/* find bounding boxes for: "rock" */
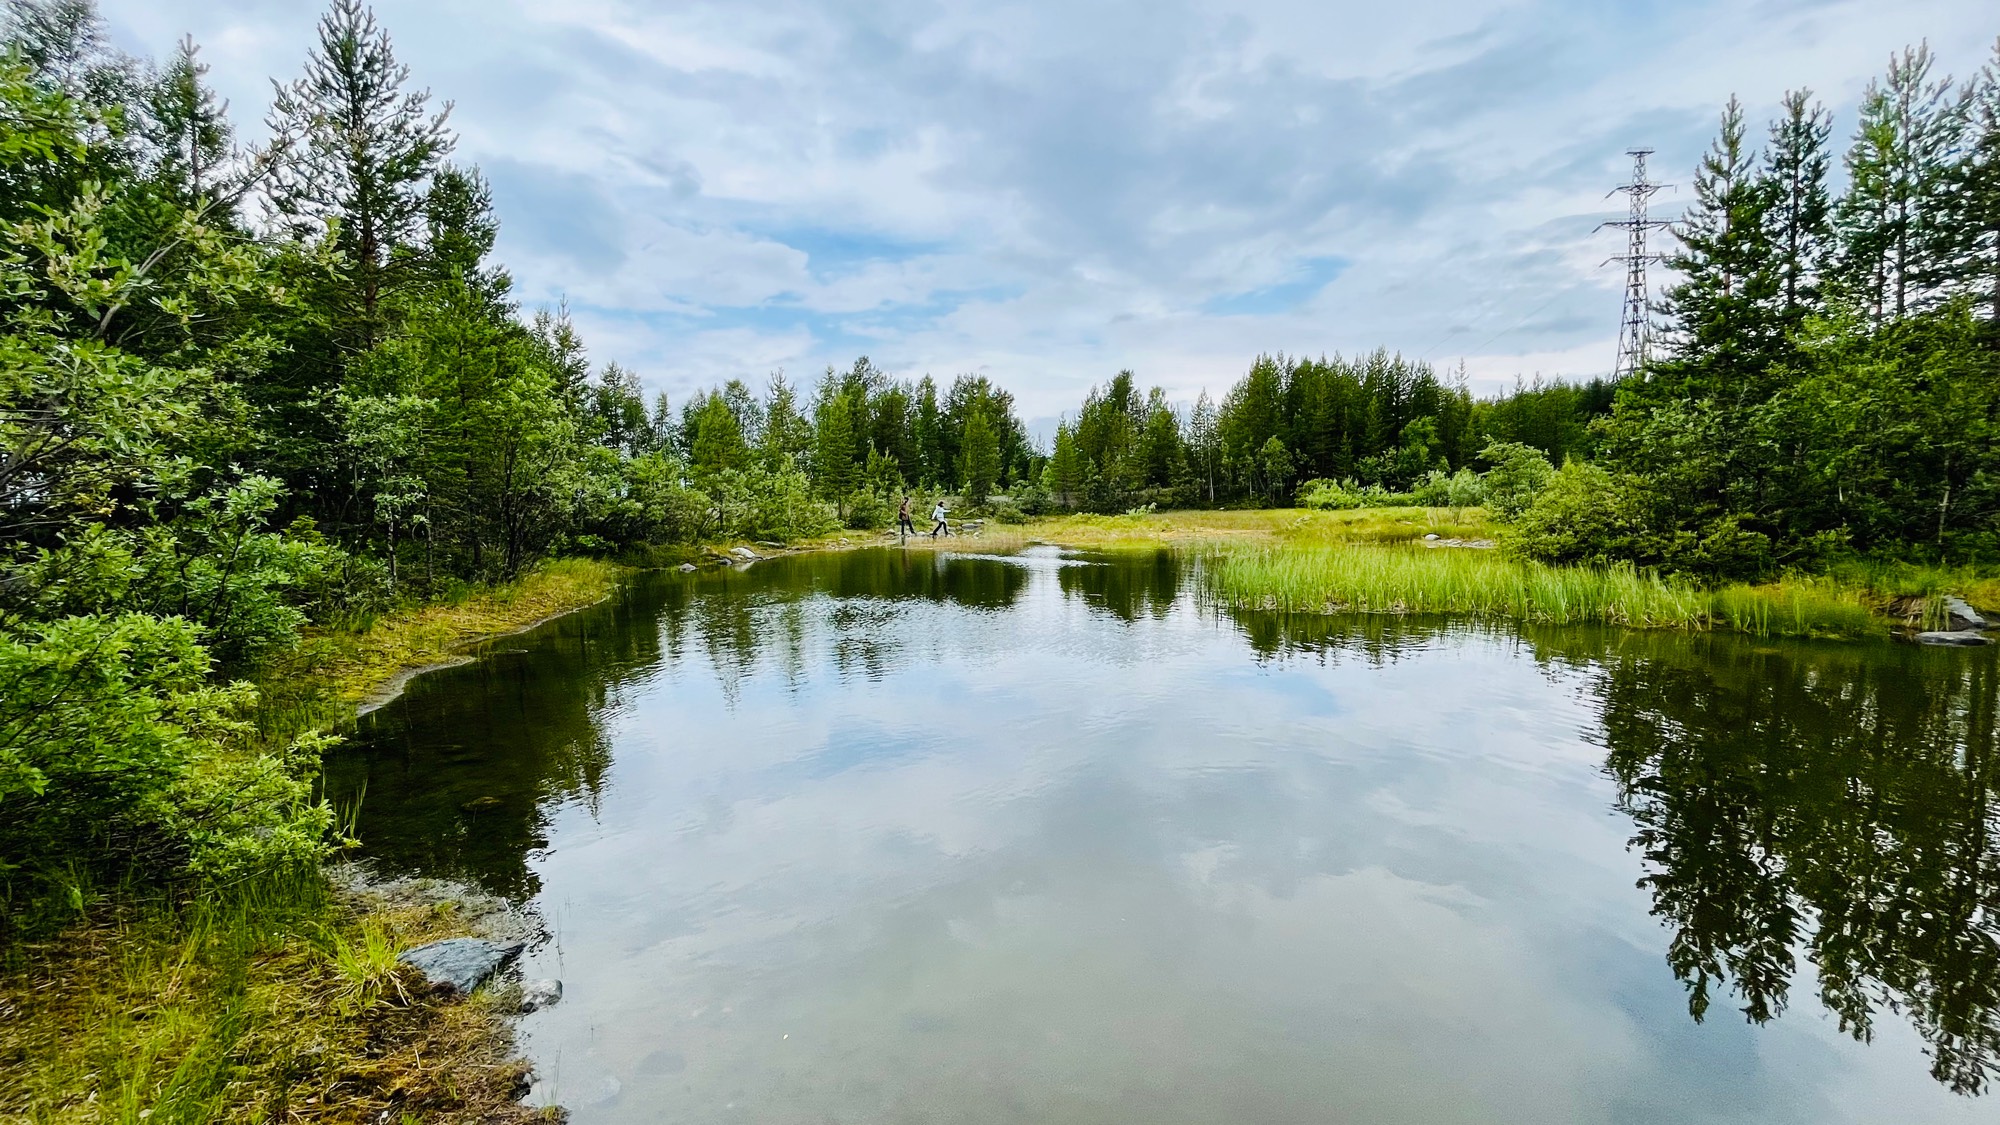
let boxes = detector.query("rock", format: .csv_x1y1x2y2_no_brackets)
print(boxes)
1424,533,1440,541
756,540,785,549
1943,595,1987,631
519,978,563,1012
397,937,524,995
678,562,697,573
1917,630,1991,646
729,546,759,560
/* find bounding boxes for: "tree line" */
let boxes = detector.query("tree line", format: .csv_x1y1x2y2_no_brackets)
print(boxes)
1505,40,2000,576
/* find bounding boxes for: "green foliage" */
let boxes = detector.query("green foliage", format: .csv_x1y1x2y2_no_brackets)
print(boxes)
1477,440,1555,521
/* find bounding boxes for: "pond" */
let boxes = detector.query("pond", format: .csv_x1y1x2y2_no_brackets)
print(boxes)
328,547,2000,1123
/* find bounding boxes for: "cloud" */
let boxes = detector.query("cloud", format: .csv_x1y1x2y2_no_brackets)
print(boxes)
100,0,1999,417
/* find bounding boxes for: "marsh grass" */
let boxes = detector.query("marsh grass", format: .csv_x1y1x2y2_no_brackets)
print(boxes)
1203,544,1882,638
2,558,618,1123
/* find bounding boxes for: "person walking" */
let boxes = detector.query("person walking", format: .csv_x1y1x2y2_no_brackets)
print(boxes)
929,499,949,538
897,494,916,538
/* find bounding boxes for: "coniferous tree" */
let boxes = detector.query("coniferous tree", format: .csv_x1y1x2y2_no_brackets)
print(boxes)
760,372,812,468
266,0,453,344
1761,90,1834,328
1957,39,2000,324
1658,96,1780,400
140,36,235,207
959,407,1000,506
1833,45,1968,323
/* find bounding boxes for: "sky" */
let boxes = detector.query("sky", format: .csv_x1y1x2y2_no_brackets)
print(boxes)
99,0,1999,429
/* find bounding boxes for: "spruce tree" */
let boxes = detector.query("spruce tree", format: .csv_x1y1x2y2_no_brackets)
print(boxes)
141,36,234,207
266,0,452,343
1957,38,2000,324
1659,96,1780,399
1832,45,1968,323
959,408,1000,506
1761,90,1833,327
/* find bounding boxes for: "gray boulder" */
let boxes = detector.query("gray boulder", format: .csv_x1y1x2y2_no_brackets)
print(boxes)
1917,630,1991,647
397,937,524,995
520,978,564,1012
1943,596,1987,631
678,562,697,573
730,546,759,560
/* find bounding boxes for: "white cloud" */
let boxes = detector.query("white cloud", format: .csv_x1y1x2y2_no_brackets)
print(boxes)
99,0,1999,416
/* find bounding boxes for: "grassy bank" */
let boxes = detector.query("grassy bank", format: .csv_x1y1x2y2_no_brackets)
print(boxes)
1,558,623,1124
1205,543,1880,637
936,507,1976,639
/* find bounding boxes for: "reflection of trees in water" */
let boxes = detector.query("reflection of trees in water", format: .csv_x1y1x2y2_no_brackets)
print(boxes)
1057,550,1182,622
660,552,1033,696
1219,604,1464,664
1576,635,2000,1095
327,590,668,899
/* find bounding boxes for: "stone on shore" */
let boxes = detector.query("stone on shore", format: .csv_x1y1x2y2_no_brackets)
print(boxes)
679,562,697,572
1917,630,1990,646
730,546,759,560
1943,596,1987,631
397,937,525,995
520,978,564,1012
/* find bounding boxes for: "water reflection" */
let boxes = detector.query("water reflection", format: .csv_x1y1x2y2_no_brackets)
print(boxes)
1571,633,2000,1094
328,547,2000,1104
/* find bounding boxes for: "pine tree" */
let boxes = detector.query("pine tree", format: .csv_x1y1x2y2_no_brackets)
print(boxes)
1833,45,1968,323
1658,96,1780,400
266,0,453,343
1761,90,1833,327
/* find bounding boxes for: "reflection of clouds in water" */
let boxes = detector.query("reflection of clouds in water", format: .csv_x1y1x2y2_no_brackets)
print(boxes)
498,552,1991,1124
339,550,1997,1123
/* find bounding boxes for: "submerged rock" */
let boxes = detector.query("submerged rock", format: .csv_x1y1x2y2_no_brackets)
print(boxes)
1943,596,1987,631
1917,630,1990,646
520,978,563,1012
398,937,525,995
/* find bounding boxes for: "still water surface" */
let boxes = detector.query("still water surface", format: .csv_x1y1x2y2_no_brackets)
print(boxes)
331,548,2000,1123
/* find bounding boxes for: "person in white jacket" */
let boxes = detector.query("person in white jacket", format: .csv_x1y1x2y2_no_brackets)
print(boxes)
929,500,949,538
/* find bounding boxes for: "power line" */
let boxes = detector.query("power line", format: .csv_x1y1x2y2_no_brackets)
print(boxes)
1597,149,1671,379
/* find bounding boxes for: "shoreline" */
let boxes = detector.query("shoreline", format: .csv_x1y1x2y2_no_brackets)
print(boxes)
1,559,625,1124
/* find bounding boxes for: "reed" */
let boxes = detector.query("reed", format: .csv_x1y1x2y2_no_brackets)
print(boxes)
1204,543,1882,638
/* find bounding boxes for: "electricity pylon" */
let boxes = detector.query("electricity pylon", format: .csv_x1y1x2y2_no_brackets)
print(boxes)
1598,149,1671,379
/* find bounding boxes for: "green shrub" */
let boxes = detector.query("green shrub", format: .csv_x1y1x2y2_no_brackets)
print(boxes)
1480,441,1556,521
846,491,891,530
1505,461,1651,566
1296,478,1369,510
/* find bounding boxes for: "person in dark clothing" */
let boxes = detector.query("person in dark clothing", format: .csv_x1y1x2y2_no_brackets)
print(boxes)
897,494,916,537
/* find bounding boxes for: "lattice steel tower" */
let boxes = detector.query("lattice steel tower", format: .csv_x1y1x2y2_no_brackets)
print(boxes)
1598,149,1671,378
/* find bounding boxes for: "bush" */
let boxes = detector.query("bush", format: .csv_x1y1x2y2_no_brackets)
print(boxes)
987,500,1028,524
1509,462,1777,580
1413,467,1488,509
1506,461,1651,566
1296,478,1369,510
0,614,332,918
846,491,891,530
1013,481,1057,516
1480,441,1556,521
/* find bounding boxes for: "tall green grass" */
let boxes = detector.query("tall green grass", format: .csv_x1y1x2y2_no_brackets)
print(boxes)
1204,544,1881,638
